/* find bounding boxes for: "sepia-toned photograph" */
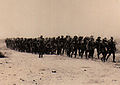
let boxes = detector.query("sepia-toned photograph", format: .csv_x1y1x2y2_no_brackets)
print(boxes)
0,0,120,85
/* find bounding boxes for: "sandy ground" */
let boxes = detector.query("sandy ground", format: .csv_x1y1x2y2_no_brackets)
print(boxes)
0,40,120,85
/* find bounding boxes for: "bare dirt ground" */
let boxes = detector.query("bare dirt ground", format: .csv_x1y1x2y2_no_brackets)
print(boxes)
0,40,120,85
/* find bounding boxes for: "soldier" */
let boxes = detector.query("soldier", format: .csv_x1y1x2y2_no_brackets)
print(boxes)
80,39,86,58
95,37,102,59
106,37,116,62
78,36,83,57
56,36,61,55
84,37,90,59
101,38,108,62
88,36,95,59
64,35,70,55
32,38,38,54
71,36,78,58
66,36,72,57
60,35,65,55
49,37,56,54
38,36,45,58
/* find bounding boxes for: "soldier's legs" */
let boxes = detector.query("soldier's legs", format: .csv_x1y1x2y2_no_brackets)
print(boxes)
41,54,43,58
103,54,106,62
81,50,84,58
68,51,70,57
101,53,107,62
90,49,94,59
39,53,41,58
59,48,62,55
74,49,77,58
97,49,100,59
112,52,116,62
101,53,104,62
78,48,81,56
88,51,91,58
62,48,65,55
89,50,93,59
101,54,104,62
85,50,89,59
70,50,74,58
88,50,91,58
57,48,60,55
67,49,70,57
106,52,111,61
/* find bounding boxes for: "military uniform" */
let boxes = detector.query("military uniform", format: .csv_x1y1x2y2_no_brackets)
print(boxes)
106,37,116,62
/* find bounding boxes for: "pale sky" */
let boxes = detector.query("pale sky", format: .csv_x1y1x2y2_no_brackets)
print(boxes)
0,0,120,38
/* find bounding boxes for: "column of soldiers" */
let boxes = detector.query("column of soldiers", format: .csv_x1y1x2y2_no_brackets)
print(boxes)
5,35,116,62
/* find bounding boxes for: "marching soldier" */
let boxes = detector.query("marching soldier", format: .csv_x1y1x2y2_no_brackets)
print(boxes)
71,36,78,58
38,36,44,58
106,37,116,62
88,37,95,59
78,36,83,57
101,38,108,62
84,37,90,59
5,35,117,63
95,37,102,59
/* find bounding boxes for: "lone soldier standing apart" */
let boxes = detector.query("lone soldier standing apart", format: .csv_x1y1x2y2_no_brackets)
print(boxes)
106,37,116,62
